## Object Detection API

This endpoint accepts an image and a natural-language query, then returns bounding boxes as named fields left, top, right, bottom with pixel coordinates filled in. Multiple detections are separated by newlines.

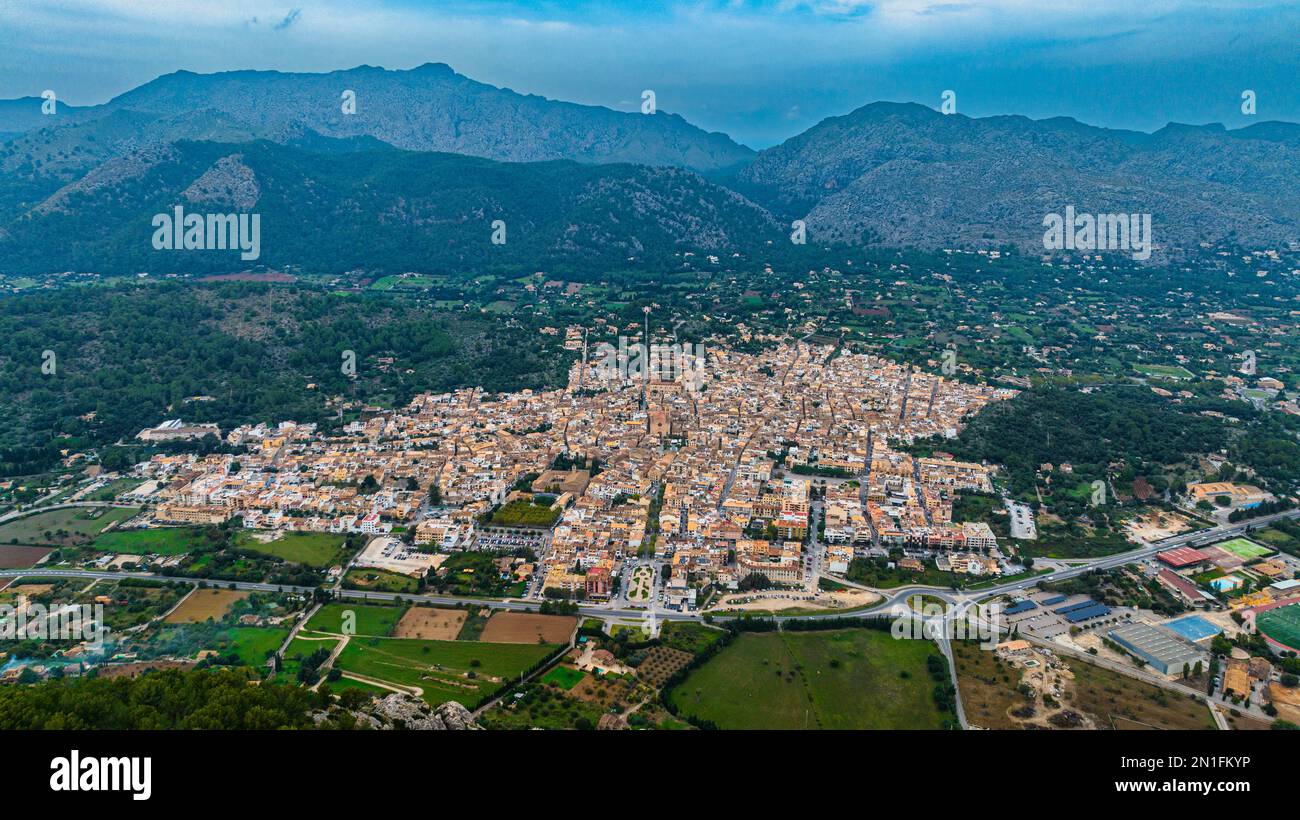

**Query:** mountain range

left=1, top=64, right=1297, bottom=275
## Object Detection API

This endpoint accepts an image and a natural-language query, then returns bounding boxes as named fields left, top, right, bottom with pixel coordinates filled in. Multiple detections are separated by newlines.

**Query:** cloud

left=273, top=8, right=301, bottom=30
left=0, top=0, right=1294, bottom=144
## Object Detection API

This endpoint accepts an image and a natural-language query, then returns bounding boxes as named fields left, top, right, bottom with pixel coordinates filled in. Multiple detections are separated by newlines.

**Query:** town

left=127, top=337, right=1015, bottom=611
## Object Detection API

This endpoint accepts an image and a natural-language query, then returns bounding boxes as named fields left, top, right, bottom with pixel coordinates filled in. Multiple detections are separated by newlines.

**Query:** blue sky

left=2, top=0, right=1296, bottom=147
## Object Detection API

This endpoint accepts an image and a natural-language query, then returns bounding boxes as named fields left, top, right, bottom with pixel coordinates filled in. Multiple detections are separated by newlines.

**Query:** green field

left=281, top=635, right=339, bottom=680
left=0, top=506, right=141, bottom=546
left=344, top=567, right=419, bottom=593
left=484, top=499, right=561, bottom=528
left=1257, top=604, right=1300, bottom=651
left=304, top=603, right=406, bottom=637
left=234, top=531, right=349, bottom=568
left=668, top=628, right=952, bottom=729
left=327, top=677, right=390, bottom=697
left=92, top=526, right=207, bottom=555
left=540, top=665, right=586, bottom=690
left=1213, top=538, right=1272, bottom=560
left=659, top=621, right=726, bottom=656
left=334, top=637, right=559, bottom=706
left=223, top=626, right=291, bottom=668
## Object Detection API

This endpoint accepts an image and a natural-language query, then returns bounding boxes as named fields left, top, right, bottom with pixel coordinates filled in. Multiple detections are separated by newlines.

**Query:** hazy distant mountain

left=0, top=96, right=83, bottom=134
left=2, top=70, right=1297, bottom=271
left=0, top=138, right=779, bottom=276
left=733, top=102, right=1300, bottom=254
left=0, top=63, right=754, bottom=176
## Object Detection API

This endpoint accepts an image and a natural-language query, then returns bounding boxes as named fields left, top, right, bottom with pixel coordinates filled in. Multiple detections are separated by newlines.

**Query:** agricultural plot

left=393, top=606, right=468, bottom=640
left=93, top=526, right=208, bottom=556
left=234, top=531, right=350, bottom=568
left=98, top=581, right=188, bottom=630
left=480, top=612, right=576, bottom=644
left=334, top=637, right=559, bottom=706
left=0, top=506, right=141, bottom=547
left=305, top=603, right=405, bottom=637
left=669, top=628, right=951, bottom=729
left=635, top=645, right=693, bottom=687
left=0, top=545, right=52, bottom=569
left=164, top=588, right=249, bottom=623
left=482, top=677, right=610, bottom=730
left=226, top=626, right=292, bottom=668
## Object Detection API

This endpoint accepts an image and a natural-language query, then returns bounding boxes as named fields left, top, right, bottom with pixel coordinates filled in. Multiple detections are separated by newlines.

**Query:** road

left=9, top=507, right=1299, bottom=625
left=6, top=504, right=1297, bottom=732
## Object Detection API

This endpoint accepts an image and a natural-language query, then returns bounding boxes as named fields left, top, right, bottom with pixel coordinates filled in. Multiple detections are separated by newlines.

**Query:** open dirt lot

left=0, top=545, right=52, bottom=569
left=480, top=611, right=576, bottom=644
left=1125, top=511, right=1195, bottom=541
left=163, top=588, right=249, bottom=623
left=711, top=587, right=879, bottom=613
left=393, top=606, right=468, bottom=640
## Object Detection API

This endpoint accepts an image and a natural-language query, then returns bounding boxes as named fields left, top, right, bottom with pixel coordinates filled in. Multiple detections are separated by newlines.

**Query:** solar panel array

left=1062, top=603, right=1111, bottom=623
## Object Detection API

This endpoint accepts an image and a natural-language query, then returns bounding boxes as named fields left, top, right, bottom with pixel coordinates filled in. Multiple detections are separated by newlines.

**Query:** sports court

left=1163, top=615, right=1221, bottom=643
left=1213, top=538, right=1271, bottom=560
left=1257, top=603, right=1300, bottom=652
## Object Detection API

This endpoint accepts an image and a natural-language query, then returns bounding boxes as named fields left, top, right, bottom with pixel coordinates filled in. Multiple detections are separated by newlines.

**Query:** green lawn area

left=92, top=526, right=207, bottom=555
left=540, top=665, right=586, bottom=690
left=0, top=506, right=141, bottom=546
left=334, top=637, right=559, bottom=707
left=846, top=556, right=958, bottom=589
left=281, top=636, right=339, bottom=679
left=223, top=626, right=291, bottom=668
left=967, top=568, right=1050, bottom=590
left=1253, top=527, right=1299, bottom=549
left=234, top=531, right=350, bottom=568
left=344, top=567, right=419, bottom=593
left=304, top=602, right=406, bottom=637
left=326, top=677, right=391, bottom=697
left=668, top=628, right=952, bottom=729
left=1213, top=537, right=1272, bottom=560
left=484, top=499, right=561, bottom=528
left=659, top=621, right=727, bottom=656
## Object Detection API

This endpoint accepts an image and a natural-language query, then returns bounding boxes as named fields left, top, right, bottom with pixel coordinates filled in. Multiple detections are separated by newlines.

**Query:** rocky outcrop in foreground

left=316, top=694, right=480, bottom=730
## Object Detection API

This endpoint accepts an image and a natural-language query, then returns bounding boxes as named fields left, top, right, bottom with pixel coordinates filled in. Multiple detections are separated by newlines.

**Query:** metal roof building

left=1108, top=622, right=1208, bottom=676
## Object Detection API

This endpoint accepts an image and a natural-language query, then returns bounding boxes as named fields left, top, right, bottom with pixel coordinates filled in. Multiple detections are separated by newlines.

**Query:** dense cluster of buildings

left=134, top=340, right=1013, bottom=599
